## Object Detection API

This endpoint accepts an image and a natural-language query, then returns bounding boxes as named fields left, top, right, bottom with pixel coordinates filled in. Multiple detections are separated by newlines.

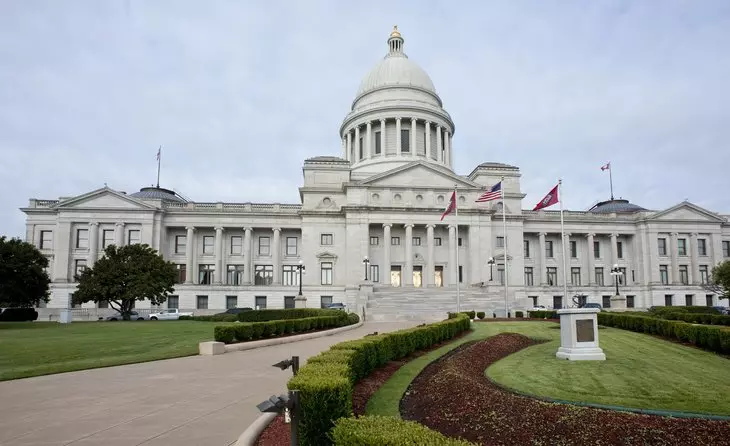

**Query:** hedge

left=649, top=306, right=721, bottom=317
left=527, top=310, right=558, bottom=319
left=660, top=312, right=730, bottom=326
left=597, top=312, right=730, bottom=355
left=180, top=314, right=237, bottom=322
left=287, top=314, right=471, bottom=446
left=213, top=313, right=355, bottom=344
left=0, top=308, right=39, bottom=322
left=330, top=415, right=476, bottom=445
left=237, top=308, right=342, bottom=322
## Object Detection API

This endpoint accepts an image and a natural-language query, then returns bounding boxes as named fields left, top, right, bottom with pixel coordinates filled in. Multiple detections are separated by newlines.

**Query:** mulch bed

left=401, top=333, right=730, bottom=446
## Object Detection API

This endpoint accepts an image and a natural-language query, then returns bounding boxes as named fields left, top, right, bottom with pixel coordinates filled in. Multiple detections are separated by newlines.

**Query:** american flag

left=476, top=181, right=502, bottom=202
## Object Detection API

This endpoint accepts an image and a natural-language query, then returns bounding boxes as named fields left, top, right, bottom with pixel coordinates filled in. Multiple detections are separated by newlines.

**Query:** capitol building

left=22, top=27, right=730, bottom=320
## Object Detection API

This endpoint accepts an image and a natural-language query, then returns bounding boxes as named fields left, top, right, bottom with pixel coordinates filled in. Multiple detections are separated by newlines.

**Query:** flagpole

left=501, top=176, right=509, bottom=317
left=454, top=184, right=461, bottom=314
left=156, top=145, right=162, bottom=188
left=608, top=163, right=614, bottom=200
left=558, top=179, right=568, bottom=309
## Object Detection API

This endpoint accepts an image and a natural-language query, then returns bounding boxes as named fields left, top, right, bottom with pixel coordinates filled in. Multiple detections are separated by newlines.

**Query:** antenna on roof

left=155, top=145, right=162, bottom=188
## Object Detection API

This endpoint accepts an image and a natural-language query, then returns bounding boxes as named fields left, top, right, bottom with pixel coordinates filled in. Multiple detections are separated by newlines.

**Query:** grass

left=368, top=320, right=730, bottom=417
left=0, top=320, right=227, bottom=381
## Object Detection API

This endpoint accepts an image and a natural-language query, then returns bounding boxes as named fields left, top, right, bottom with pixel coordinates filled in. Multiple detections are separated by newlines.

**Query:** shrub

left=213, top=315, right=355, bottom=344
left=330, top=415, right=476, bottom=445
left=237, top=308, right=341, bottom=322
left=476, top=311, right=485, bottom=319
left=527, top=310, right=558, bottom=319
left=515, top=311, right=524, bottom=318
left=0, top=308, right=38, bottom=322
left=213, top=326, right=235, bottom=344
left=346, top=312, right=360, bottom=325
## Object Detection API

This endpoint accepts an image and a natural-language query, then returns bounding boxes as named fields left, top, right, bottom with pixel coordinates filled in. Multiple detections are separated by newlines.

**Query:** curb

left=234, top=412, right=277, bottom=446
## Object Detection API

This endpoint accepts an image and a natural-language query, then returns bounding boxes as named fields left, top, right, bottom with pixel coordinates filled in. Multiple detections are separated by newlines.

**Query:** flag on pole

left=532, top=184, right=559, bottom=211
left=600, top=162, right=610, bottom=171
left=440, top=191, right=456, bottom=221
left=475, top=181, right=502, bottom=202
left=156, top=147, right=161, bottom=161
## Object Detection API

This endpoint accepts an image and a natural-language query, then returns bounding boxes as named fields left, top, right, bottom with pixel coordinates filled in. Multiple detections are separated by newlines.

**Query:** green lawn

left=368, top=321, right=730, bottom=417
left=0, top=321, right=226, bottom=381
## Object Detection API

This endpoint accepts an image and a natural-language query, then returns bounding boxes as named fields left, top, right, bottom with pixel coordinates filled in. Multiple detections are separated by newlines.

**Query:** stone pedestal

left=59, top=309, right=73, bottom=324
left=294, top=295, right=307, bottom=309
left=609, top=294, right=627, bottom=310
left=556, top=308, right=606, bottom=361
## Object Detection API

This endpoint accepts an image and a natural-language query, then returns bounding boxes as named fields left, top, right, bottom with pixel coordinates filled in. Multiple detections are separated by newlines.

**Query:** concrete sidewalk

left=0, top=321, right=415, bottom=446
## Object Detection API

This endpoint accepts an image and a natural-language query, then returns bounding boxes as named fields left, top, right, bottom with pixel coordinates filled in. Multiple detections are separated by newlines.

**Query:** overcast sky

left=1, top=1, right=729, bottom=238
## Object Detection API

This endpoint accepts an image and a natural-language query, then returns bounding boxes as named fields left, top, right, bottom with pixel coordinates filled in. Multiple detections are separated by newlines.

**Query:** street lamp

left=363, top=256, right=370, bottom=281
left=610, top=264, right=622, bottom=296
left=487, top=257, right=495, bottom=281
left=296, top=260, right=305, bottom=296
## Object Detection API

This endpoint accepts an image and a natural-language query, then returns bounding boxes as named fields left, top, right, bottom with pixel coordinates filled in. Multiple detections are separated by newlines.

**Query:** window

left=286, top=237, right=297, bottom=256
left=128, top=229, right=141, bottom=245
left=524, top=240, right=530, bottom=258
left=546, top=241, right=554, bottom=258
left=400, top=129, right=410, bottom=152
left=175, top=235, right=186, bottom=254
left=695, top=238, right=707, bottom=256
left=679, top=265, right=689, bottom=285
left=258, top=236, right=270, bottom=255
left=706, top=295, right=714, bottom=307
left=571, top=267, right=581, bottom=285
left=724, top=241, right=730, bottom=258
left=553, top=296, right=563, bottom=310
left=665, top=294, right=673, bottom=306
left=617, top=241, right=624, bottom=259
left=230, top=236, right=242, bottom=255
left=685, top=294, right=694, bottom=306
left=175, top=264, right=186, bottom=284
left=618, top=267, right=627, bottom=285
left=496, top=237, right=505, bottom=248
left=370, top=265, right=380, bottom=282
left=74, top=259, right=87, bottom=281
left=203, top=236, right=214, bottom=254
left=282, top=265, right=299, bottom=286
left=320, top=296, right=333, bottom=309
left=98, top=300, right=109, bottom=309
left=678, top=238, right=687, bottom=256
left=660, top=265, right=669, bottom=285
left=461, top=265, right=467, bottom=284
left=370, top=236, right=379, bottom=246
left=529, top=296, right=538, bottom=307
left=321, top=233, right=333, bottom=245
left=76, top=228, right=89, bottom=249
left=547, top=267, right=557, bottom=286
left=102, top=229, right=114, bottom=248
left=167, top=295, right=179, bottom=309
left=594, top=241, right=600, bottom=259
left=254, top=265, right=273, bottom=285
left=434, top=237, right=442, bottom=246
left=374, top=131, right=381, bottom=154
left=40, top=230, right=53, bottom=249
left=412, top=237, right=421, bottom=246
left=699, top=265, right=709, bottom=284
left=227, top=265, right=245, bottom=285
left=626, top=295, right=635, bottom=308
left=321, top=262, right=333, bottom=285
left=602, top=296, right=611, bottom=308
left=285, top=296, right=295, bottom=309
left=658, top=238, right=667, bottom=256
left=458, top=237, right=464, bottom=247
left=570, top=241, right=578, bottom=258
left=595, top=267, right=604, bottom=286
left=524, top=267, right=534, bottom=286
left=226, top=295, right=238, bottom=309
left=199, top=265, right=215, bottom=285
left=255, top=296, right=267, bottom=309
left=196, top=295, right=208, bottom=310
left=359, top=136, right=364, bottom=160
left=391, top=237, right=400, bottom=246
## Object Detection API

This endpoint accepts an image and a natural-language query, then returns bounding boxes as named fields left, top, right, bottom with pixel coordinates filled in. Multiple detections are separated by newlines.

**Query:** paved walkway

left=0, top=322, right=416, bottom=446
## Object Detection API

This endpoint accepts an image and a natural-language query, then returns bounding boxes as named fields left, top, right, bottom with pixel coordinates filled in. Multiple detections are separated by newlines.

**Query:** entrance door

left=413, top=266, right=423, bottom=288
left=434, top=266, right=443, bottom=287
left=390, top=266, right=402, bottom=287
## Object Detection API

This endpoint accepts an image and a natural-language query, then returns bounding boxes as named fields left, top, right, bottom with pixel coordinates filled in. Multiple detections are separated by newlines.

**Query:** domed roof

left=588, top=199, right=646, bottom=214
left=129, top=186, right=187, bottom=203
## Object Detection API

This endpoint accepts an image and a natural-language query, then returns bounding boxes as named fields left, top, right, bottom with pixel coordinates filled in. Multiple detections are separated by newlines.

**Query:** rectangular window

left=529, top=296, right=538, bottom=307
left=282, top=265, right=299, bottom=286
left=571, top=267, right=581, bottom=285
left=321, top=233, right=333, bottom=245
left=321, top=262, right=333, bottom=285
left=284, top=296, right=295, bottom=309
left=685, top=294, right=694, bottom=306
left=617, top=241, right=624, bottom=259
left=74, top=259, right=87, bottom=281
left=458, top=237, right=464, bottom=247
left=460, top=265, right=466, bottom=284
left=320, top=296, right=333, bottom=309
left=546, top=241, right=554, bottom=258
left=255, top=296, right=267, bottom=309
left=678, top=238, right=687, bottom=256
left=203, top=236, right=214, bottom=254
left=618, top=267, right=627, bottom=285
left=602, top=296, right=611, bottom=308
left=697, top=238, right=707, bottom=256
left=665, top=294, right=673, bottom=306
left=524, top=267, right=534, bottom=286
left=570, top=241, right=578, bottom=258
left=659, top=265, right=669, bottom=285
left=98, top=300, right=109, bottom=309
left=496, top=236, right=505, bottom=248
left=196, top=295, right=208, bottom=310
left=724, top=241, right=730, bottom=257
left=706, top=295, right=714, bottom=307
left=175, top=264, right=186, bottom=284
left=359, top=136, right=364, bottom=160
left=595, top=267, right=604, bottom=286
left=391, top=237, right=400, bottom=246
left=230, top=236, right=242, bottom=255
left=553, top=296, right=563, bottom=310
left=167, top=295, right=179, bottom=309
left=175, top=235, right=186, bottom=254
left=227, top=265, right=245, bottom=285
left=128, top=229, right=141, bottom=245
left=658, top=238, right=667, bottom=256
left=370, top=265, right=379, bottom=282
left=594, top=241, right=600, bottom=258
left=198, top=264, right=215, bottom=285
left=374, top=131, right=381, bottom=154
left=412, top=237, right=421, bottom=246
left=226, top=295, right=238, bottom=309
left=626, top=295, right=635, bottom=308
left=40, top=230, right=53, bottom=249
left=102, top=229, right=114, bottom=248
left=699, top=265, right=709, bottom=284
left=401, top=129, right=410, bottom=152
left=547, top=267, right=557, bottom=286
left=679, top=265, right=689, bottom=285
left=286, top=237, right=297, bottom=256
left=254, top=265, right=273, bottom=285
left=524, top=240, right=530, bottom=258
left=434, top=237, right=442, bottom=246
left=370, top=236, right=379, bottom=246
left=76, top=228, right=89, bottom=249
left=258, top=236, right=270, bottom=255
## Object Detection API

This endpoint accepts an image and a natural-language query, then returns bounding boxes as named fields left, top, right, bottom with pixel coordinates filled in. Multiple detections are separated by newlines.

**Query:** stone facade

left=21, top=27, right=730, bottom=320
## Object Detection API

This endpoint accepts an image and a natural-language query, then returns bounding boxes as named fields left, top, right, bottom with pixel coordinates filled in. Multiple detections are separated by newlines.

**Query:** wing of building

left=21, top=27, right=730, bottom=321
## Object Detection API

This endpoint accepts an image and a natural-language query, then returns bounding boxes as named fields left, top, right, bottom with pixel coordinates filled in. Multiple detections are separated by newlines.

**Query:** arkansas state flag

left=533, top=184, right=559, bottom=211
left=440, top=191, right=456, bottom=220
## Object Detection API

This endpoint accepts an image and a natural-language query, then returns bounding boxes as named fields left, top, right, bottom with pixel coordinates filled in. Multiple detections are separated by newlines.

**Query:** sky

left=1, top=0, right=729, bottom=238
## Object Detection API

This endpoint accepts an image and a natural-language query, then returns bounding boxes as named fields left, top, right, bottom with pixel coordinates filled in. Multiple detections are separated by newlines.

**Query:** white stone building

left=21, top=27, right=730, bottom=321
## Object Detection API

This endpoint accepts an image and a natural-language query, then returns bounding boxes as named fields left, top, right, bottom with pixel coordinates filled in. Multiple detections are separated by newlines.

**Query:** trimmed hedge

left=330, top=415, right=476, bottom=445
left=180, top=314, right=238, bottom=322
left=0, top=308, right=39, bottom=322
left=237, top=308, right=342, bottom=322
left=649, top=306, right=721, bottom=317
left=287, top=314, right=471, bottom=446
left=660, top=312, right=730, bottom=326
left=448, top=311, right=475, bottom=319
left=597, top=312, right=730, bottom=355
left=527, top=310, right=558, bottom=319
left=477, top=311, right=485, bottom=320
left=515, top=311, right=524, bottom=318
left=213, top=313, right=355, bottom=344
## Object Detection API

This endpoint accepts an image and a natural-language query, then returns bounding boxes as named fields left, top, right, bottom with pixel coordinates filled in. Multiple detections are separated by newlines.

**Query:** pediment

left=55, top=187, right=158, bottom=210
left=646, top=201, right=726, bottom=223
left=359, top=161, right=479, bottom=189
left=316, top=251, right=338, bottom=259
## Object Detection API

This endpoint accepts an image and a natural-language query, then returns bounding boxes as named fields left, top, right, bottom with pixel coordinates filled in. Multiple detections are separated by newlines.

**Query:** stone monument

left=555, top=308, right=606, bottom=361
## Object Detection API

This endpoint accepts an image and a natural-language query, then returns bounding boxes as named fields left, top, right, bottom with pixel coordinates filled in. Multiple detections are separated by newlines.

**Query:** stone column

left=670, top=232, right=679, bottom=284
left=214, top=226, right=224, bottom=285
left=272, top=227, right=281, bottom=285
left=185, top=226, right=195, bottom=284
left=346, top=131, right=352, bottom=162
left=710, top=232, right=721, bottom=267
left=341, top=136, right=346, bottom=159
left=365, top=121, right=372, bottom=159
left=445, top=131, right=452, bottom=167
left=410, top=118, right=417, bottom=156
left=539, top=232, right=547, bottom=284
left=449, top=225, right=457, bottom=286
left=426, top=224, right=435, bottom=287
left=586, top=233, right=595, bottom=285
left=610, top=233, right=619, bottom=266
left=436, top=125, right=443, bottom=162
left=404, top=224, right=413, bottom=286
left=114, top=222, right=125, bottom=246
left=395, top=118, right=402, bottom=152
left=52, top=221, right=72, bottom=282
left=425, top=121, right=431, bottom=158
left=383, top=224, right=392, bottom=285
left=87, top=222, right=99, bottom=266
left=379, top=119, right=386, bottom=155
left=243, top=227, right=253, bottom=284
left=690, top=232, right=700, bottom=284
left=354, top=126, right=360, bottom=161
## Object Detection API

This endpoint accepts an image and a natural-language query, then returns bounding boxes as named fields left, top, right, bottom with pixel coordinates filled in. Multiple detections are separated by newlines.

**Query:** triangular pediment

left=359, top=161, right=480, bottom=189
left=55, top=187, right=158, bottom=210
left=646, top=201, right=726, bottom=223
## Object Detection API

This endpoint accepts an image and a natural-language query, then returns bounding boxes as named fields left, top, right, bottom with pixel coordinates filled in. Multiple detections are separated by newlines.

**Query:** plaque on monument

left=575, top=319, right=595, bottom=343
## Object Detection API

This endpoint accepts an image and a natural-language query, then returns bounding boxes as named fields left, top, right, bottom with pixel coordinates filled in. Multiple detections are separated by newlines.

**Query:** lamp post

left=296, top=260, right=305, bottom=296
left=610, top=264, right=621, bottom=296
left=363, top=256, right=370, bottom=281
left=487, top=257, right=495, bottom=281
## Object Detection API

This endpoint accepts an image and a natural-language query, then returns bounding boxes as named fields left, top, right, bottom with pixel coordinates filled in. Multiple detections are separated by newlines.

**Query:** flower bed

left=401, top=333, right=730, bottom=445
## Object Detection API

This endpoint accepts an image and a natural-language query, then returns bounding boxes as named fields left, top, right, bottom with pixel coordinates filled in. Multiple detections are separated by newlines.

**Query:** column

left=610, top=233, right=619, bottom=266
left=383, top=224, right=392, bottom=285
left=87, top=222, right=99, bottom=266
left=395, top=118, right=402, bottom=152
left=365, top=121, right=372, bottom=159
left=243, top=227, right=253, bottom=284
left=446, top=131, right=453, bottom=167
left=436, top=125, right=443, bottom=162
left=114, top=222, right=125, bottom=246
left=539, top=232, right=547, bottom=285
left=341, top=137, right=347, bottom=159
left=410, top=118, right=417, bottom=156
left=354, top=126, right=361, bottom=161
left=425, top=121, right=431, bottom=159
left=346, top=131, right=352, bottom=162
left=52, top=221, right=71, bottom=282
left=185, top=226, right=195, bottom=284
left=690, top=232, right=700, bottom=284
left=563, top=233, right=571, bottom=285
left=426, top=224, right=435, bottom=287
left=404, top=224, right=413, bottom=286
left=586, top=233, right=595, bottom=285
left=448, top=225, right=457, bottom=286
left=710, top=232, right=721, bottom=267
left=670, top=232, right=679, bottom=284
left=214, top=226, right=224, bottom=285
left=379, top=119, right=386, bottom=156
left=272, top=228, right=281, bottom=285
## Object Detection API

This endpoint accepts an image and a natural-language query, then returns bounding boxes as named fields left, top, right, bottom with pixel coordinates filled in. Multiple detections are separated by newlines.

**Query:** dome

left=129, top=186, right=187, bottom=203
left=588, top=199, right=647, bottom=214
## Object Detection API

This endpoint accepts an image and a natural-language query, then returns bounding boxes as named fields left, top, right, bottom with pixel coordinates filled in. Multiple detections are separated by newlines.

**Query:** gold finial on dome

left=390, top=25, right=401, bottom=38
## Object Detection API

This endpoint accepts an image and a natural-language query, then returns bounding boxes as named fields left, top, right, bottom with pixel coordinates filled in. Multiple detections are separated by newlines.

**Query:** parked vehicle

left=148, top=308, right=194, bottom=320
left=583, top=303, right=603, bottom=311
left=325, top=302, right=347, bottom=311
left=106, top=311, right=146, bottom=321
left=713, top=306, right=729, bottom=315
left=529, top=305, right=546, bottom=312
left=213, top=307, right=253, bottom=317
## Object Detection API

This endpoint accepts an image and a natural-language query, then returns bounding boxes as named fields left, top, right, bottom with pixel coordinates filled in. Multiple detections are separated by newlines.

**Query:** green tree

left=0, top=236, right=51, bottom=308
left=706, top=260, right=730, bottom=308
left=73, top=244, right=177, bottom=320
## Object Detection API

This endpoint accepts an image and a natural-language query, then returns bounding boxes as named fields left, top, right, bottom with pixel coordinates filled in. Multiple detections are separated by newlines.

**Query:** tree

left=73, top=244, right=177, bottom=320
left=705, top=260, right=730, bottom=308
left=0, top=236, right=51, bottom=308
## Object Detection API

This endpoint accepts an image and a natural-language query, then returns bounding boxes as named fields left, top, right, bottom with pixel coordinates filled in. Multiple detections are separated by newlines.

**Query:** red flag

left=600, top=162, right=610, bottom=171
left=440, top=191, right=456, bottom=220
left=533, top=184, right=559, bottom=211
